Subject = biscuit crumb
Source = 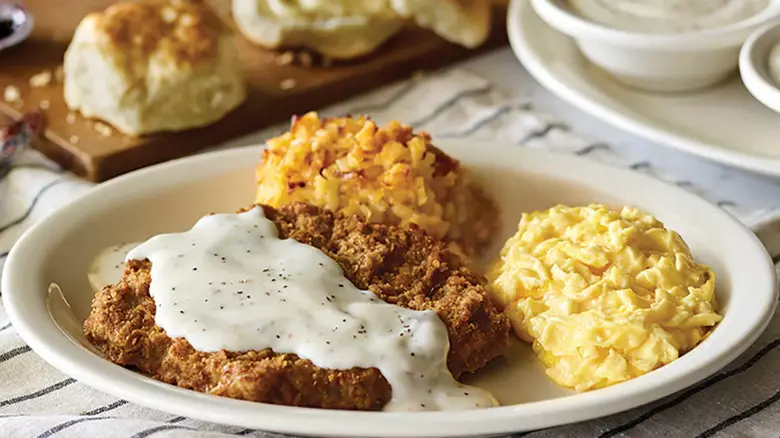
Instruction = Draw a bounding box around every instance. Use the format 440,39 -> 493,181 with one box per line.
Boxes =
70,135 -> 80,144
54,66 -> 65,83
298,52 -> 313,68
66,112 -> 76,124
29,70 -> 53,88
179,13 -> 195,27
39,100 -> 50,110
161,6 -> 177,23
3,85 -> 21,103
280,79 -> 297,91
277,51 -> 295,66
94,122 -> 113,137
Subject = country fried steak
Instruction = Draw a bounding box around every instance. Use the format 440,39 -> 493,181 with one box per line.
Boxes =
83,202 -> 510,410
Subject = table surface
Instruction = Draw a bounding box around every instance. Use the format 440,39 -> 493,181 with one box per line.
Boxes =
458,49 -> 780,211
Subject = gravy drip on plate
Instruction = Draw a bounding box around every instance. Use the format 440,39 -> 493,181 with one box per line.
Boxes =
568,0 -> 770,33
125,207 -> 495,411
88,242 -> 140,292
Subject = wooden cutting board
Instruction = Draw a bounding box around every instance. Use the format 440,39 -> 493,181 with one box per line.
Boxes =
0,0 -> 508,182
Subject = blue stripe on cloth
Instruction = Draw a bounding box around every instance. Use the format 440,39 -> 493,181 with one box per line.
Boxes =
0,378 -> 77,408
0,178 -> 66,233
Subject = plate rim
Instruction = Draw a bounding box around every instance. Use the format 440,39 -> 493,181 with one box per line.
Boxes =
508,0 -> 780,178
2,140 -> 777,437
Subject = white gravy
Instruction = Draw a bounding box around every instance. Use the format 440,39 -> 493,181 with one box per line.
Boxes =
91,207 -> 496,411
567,0 -> 770,33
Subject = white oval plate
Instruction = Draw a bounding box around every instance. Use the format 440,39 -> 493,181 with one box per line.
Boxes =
508,0 -> 780,178
2,140 -> 777,437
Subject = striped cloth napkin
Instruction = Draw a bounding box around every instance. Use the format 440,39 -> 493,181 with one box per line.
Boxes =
1,69 -> 779,438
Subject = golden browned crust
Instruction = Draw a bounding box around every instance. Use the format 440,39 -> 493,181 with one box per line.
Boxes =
84,203 -> 510,410
94,0 -> 223,66
255,113 -> 500,260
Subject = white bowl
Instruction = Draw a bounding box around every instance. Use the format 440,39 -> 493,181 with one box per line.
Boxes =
530,0 -> 780,92
740,20 -> 780,113
0,3 -> 34,52
2,140 -> 777,437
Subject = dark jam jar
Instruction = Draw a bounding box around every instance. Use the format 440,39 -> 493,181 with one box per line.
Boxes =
0,19 -> 15,40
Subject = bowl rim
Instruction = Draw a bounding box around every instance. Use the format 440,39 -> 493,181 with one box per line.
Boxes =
530,0 -> 780,50
740,19 -> 780,114
0,4 -> 34,52
2,140 -> 778,437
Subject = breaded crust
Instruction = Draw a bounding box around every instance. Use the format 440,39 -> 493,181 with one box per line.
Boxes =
84,202 -> 510,410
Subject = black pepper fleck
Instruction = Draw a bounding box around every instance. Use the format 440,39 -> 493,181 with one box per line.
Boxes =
192,267 -> 198,271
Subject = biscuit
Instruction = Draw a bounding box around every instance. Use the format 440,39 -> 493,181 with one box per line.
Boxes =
64,0 -> 246,136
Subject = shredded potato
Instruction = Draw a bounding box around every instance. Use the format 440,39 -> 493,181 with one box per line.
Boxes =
255,112 -> 498,258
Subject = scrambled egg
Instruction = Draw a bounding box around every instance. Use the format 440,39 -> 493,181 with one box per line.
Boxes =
487,204 -> 722,392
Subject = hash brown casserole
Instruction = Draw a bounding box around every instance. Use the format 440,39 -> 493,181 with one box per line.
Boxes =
254,112 -> 498,258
